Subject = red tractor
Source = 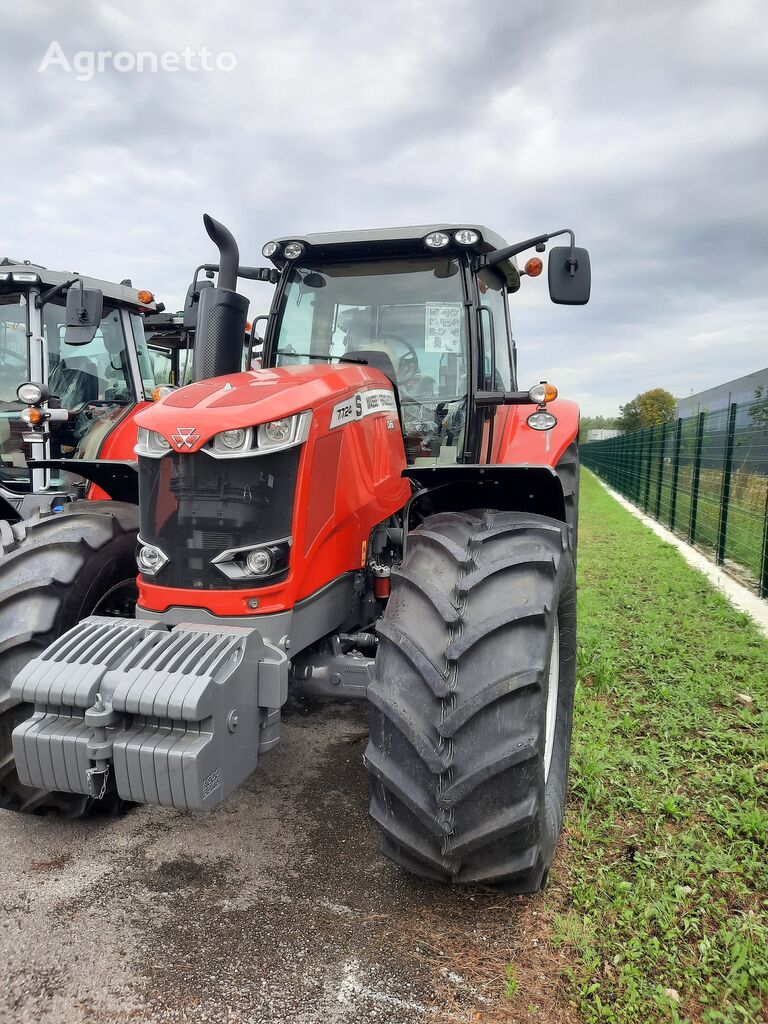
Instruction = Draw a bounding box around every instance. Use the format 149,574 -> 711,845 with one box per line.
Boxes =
4,217 -> 589,891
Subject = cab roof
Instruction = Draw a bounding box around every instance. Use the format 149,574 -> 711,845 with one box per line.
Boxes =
266,224 -> 521,288
0,257 -> 157,312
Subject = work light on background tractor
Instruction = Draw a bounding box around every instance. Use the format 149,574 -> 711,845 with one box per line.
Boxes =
454,229 -> 479,245
17,382 -> 49,405
262,241 -> 280,258
283,242 -> 305,260
424,231 -> 451,249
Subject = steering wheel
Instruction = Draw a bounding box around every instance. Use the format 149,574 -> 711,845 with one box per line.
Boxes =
0,346 -> 27,370
377,334 -> 420,379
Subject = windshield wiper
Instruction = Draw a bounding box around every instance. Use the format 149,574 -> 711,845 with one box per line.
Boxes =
277,352 -> 368,365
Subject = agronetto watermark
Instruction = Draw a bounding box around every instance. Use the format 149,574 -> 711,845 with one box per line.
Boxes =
38,42 -> 237,82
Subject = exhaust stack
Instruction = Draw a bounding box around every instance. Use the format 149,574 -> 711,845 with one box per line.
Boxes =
192,214 -> 249,382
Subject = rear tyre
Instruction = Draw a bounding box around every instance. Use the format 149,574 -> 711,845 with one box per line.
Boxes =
364,510 -> 576,891
0,502 -> 139,817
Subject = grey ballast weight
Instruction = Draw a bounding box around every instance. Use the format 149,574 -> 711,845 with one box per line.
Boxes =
11,616 -> 288,811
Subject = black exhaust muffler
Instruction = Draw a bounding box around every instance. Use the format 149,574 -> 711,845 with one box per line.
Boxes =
192,214 -> 249,382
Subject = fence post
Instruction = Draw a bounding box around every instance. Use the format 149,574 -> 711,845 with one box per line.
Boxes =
654,422 -> 667,521
634,429 -> 643,506
643,427 -> 653,512
669,417 -> 683,531
716,402 -> 737,565
688,410 -> 706,544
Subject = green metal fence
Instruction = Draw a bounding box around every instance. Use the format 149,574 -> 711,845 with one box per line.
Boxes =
581,400 -> 768,598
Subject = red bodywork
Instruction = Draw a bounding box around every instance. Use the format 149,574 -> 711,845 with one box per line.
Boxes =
483,399 -> 579,466
134,364 -> 412,616
87,402 -> 152,500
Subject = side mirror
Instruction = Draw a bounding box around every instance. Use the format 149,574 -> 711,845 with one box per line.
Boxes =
183,278 -> 213,329
64,282 -> 103,344
548,246 -> 591,305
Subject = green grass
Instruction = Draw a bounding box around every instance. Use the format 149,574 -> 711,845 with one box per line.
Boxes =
546,471 -> 768,1023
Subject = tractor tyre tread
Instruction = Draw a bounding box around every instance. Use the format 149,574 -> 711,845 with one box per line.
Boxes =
0,502 -> 139,817
364,509 -> 577,891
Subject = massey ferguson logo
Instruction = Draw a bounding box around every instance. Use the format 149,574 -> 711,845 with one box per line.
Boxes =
171,426 -> 200,449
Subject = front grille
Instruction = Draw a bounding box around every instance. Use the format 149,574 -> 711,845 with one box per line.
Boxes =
139,448 -> 300,589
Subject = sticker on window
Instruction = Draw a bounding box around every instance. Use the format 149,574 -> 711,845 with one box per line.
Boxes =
424,302 -> 463,354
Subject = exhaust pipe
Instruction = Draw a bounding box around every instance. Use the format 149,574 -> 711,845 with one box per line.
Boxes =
192,214 -> 249,382
203,214 -> 239,291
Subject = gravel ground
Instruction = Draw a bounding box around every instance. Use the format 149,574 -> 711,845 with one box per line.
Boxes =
0,701 -> 529,1024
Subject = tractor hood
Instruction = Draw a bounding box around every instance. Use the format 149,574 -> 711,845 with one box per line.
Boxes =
135,362 -> 392,452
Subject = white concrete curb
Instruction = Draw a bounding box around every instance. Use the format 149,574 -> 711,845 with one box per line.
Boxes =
587,470 -> 768,638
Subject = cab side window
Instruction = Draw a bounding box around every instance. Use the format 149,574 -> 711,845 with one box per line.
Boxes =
477,270 -> 513,391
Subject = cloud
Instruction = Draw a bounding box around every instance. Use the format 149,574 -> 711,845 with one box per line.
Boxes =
1,0 -> 766,415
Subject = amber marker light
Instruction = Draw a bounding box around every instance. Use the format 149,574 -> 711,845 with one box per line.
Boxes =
524,257 -> 543,277
528,382 -> 558,404
20,407 -> 43,425
137,289 -> 154,304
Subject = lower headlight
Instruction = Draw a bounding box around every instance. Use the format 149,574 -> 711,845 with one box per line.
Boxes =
245,549 -> 273,575
137,542 -> 169,576
527,411 -> 557,431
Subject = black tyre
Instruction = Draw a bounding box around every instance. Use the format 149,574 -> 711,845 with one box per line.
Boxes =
0,501 -> 139,817
364,510 -> 576,891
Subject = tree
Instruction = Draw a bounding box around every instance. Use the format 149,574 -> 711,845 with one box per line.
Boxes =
618,388 -> 676,432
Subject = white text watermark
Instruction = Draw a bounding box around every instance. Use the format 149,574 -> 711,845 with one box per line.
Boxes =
38,42 -> 237,82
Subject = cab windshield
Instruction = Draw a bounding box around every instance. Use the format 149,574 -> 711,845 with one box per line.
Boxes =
273,258 -> 468,462
0,293 -> 31,486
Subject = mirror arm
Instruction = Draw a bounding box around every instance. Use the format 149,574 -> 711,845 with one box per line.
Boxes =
35,278 -> 78,309
474,390 -> 536,407
477,227 -> 577,272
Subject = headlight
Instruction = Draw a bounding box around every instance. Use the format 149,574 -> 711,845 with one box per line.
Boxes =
210,426 -> 254,456
262,241 -> 280,258
245,549 -> 273,575
137,541 -> 169,576
17,381 -> 48,405
135,427 -> 172,457
454,229 -> 479,245
219,428 -> 247,449
12,272 -> 40,283
262,419 -> 291,443
527,411 -> 557,431
424,231 -> 450,249
283,242 -> 305,260
256,412 -> 311,451
204,412 -> 311,458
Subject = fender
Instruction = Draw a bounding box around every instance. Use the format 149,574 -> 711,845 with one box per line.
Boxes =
28,460 -> 138,504
405,464 -> 566,522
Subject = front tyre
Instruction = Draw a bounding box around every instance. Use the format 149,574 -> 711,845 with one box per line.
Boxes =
364,510 -> 576,891
0,502 -> 138,817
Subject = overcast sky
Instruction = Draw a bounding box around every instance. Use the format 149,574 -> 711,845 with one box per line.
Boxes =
2,0 -> 766,415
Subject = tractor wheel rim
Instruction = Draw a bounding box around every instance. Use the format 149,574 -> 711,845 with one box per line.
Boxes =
544,617 -> 560,783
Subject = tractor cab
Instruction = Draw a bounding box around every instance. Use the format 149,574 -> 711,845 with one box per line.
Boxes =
260,225 -> 590,466
0,259 -> 161,519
